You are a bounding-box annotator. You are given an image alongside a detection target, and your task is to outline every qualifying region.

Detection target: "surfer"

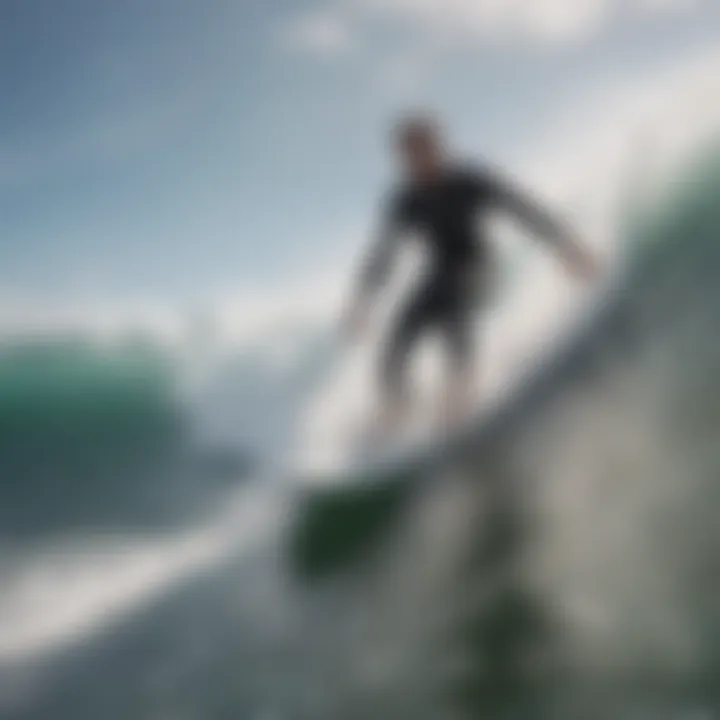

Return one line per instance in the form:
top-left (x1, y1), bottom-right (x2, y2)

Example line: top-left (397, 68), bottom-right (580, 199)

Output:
top-left (343, 114), bottom-right (600, 438)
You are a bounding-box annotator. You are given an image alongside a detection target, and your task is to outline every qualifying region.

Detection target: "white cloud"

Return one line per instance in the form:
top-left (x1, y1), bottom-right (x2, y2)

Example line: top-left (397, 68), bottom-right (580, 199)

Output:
top-left (287, 0), bottom-right (708, 50)
top-left (359, 0), bottom-right (610, 42)
top-left (282, 10), bottom-right (354, 56)
top-left (635, 0), bottom-right (702, 13)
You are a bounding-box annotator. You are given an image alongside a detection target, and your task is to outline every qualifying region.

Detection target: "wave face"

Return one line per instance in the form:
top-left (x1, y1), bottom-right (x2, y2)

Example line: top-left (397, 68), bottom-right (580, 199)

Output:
top-left (0, 338), bottom-right (215, 536)
top-left (3, 148), bottom-right (720, 719)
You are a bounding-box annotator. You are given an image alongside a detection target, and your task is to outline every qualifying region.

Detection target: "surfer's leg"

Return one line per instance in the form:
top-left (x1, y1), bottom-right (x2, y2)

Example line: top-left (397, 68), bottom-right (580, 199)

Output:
top-left (437, 279), bottom-right (477, 430)
top-left (377, 287), bottom-right (432, 436)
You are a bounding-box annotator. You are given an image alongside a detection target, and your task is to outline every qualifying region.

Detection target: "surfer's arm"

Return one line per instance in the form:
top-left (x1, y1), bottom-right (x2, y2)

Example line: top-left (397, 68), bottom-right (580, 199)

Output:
top-left (490, 175), bottom-right (600, 281)
top-left (344, 209), bottom-right (404, 339)
top-left (358, 220), bottom-right (402, 298)
top-left (359, 186), bottom-right (413, 298)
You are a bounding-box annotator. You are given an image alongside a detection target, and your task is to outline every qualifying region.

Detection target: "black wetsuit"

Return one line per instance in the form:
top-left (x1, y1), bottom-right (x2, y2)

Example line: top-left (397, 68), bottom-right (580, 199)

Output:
top-left (359, 164), bottom-right (569, 399)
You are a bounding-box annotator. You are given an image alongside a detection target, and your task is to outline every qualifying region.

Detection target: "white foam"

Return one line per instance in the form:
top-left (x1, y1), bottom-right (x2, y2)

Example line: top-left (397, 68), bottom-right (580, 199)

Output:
top-left (0, 483), bottom-right (282, 666)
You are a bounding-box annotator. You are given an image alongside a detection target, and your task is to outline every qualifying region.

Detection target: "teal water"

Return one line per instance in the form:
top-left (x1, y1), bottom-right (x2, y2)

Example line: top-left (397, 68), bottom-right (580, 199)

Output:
top-left (2, 149), bottom-right (720, 719)
top-left (0, 339), bottom-right (244, 536)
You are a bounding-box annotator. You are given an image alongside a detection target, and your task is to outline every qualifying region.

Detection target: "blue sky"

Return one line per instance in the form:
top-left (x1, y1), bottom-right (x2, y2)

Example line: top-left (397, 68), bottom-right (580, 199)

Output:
top-left (0, 0), bottom-right (718, 312)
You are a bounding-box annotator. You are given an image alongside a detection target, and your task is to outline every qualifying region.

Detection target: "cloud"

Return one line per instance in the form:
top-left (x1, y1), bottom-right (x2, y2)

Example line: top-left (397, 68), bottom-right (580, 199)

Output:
top-left (359, 0), bottom-right (610, 43)
top-left (634, 0), bottom-right (703, 13)
top-left (286, 0), bottom-right (708, 50)
top-left (281, 10), bottom-right (354, 56)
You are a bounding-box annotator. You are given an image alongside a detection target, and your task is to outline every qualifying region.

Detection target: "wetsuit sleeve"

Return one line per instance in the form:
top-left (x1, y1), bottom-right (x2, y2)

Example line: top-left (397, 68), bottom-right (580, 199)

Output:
top-left (481, 171), bottom-right (575, 250)
top-left (357, 193), bottom-right (409, 297)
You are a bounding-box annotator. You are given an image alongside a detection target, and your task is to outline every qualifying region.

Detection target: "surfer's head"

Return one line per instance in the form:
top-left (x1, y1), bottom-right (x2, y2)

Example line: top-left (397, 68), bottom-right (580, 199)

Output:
top-left (394, 114), bottom-right (445, 183)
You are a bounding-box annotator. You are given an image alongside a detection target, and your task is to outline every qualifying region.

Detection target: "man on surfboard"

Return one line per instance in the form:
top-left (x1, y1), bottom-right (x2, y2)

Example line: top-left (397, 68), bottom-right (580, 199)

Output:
top-left (343, 114), bottom-right (600, 439)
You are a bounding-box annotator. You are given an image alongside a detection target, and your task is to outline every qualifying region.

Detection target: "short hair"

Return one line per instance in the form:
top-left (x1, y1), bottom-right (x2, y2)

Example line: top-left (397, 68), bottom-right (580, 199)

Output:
top-left (394, 113), bottom-right (441, 149)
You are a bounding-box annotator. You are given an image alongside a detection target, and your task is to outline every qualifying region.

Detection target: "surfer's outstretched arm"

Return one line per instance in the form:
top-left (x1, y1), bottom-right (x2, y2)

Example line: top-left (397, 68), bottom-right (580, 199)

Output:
top-left (491, 175), bottom-right (600, 280)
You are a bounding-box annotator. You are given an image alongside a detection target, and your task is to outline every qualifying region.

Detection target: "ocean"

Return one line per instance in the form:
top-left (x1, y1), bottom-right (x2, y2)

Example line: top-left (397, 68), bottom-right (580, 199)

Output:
top-left (1, 147), bottom-right (720, 719)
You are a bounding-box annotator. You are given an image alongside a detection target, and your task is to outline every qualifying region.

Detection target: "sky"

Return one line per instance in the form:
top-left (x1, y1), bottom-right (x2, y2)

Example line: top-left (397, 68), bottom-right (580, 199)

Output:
top-left (0, 0), bottom-right (718, 330)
